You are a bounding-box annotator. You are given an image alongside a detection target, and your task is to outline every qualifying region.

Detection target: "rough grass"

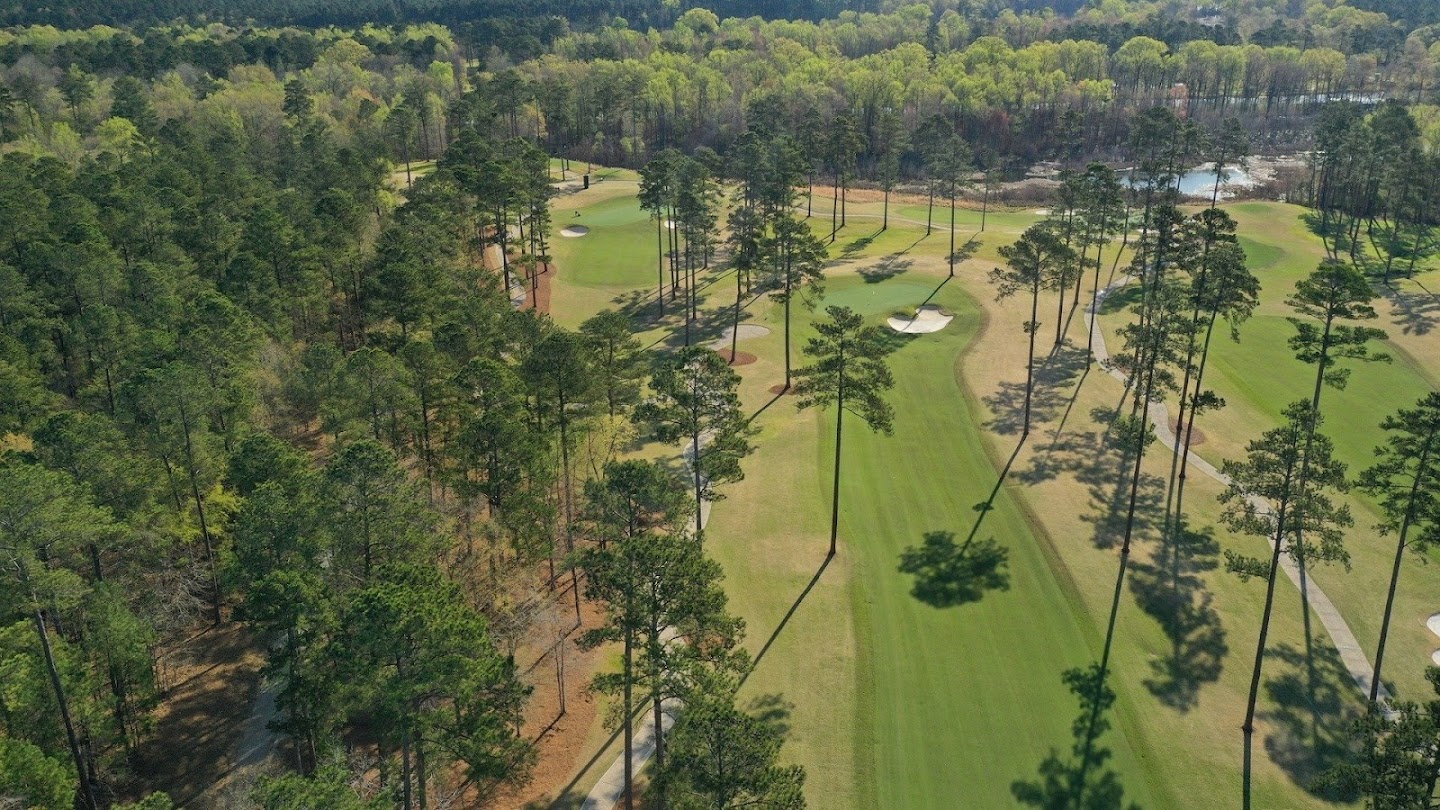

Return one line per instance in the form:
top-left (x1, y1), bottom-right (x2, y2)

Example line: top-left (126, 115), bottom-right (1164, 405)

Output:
top-left (544, 184), bottom-right (1435, 809)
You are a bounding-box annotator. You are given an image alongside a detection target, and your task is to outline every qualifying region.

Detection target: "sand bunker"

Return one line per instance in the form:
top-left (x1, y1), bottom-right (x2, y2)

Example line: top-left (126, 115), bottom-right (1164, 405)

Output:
top-left (1033, 208), bottom-right (1050, 216)
top-left (710, 324), bottom-right (770, 348)
top-left (887, 305), bottom-right (954, 334)
top-left (560, 225), bottom-right (590, 238)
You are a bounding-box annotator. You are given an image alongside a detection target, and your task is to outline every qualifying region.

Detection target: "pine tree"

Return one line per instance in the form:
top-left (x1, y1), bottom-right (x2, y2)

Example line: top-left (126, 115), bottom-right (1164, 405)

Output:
top-left (1358, 394), bottom-right (1440, 705)
top-left (793, 305), bottom-right (896, 557)
top-left (1219, 402), bottom-right (1352, 810)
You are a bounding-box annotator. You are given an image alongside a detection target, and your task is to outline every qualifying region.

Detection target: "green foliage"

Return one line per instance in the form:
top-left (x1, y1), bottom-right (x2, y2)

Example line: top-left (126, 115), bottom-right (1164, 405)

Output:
top-left (637, 346), bottom-right (752, 503)
top-left (1318, 667), bottom-right (1440, 808)
top-left (0, 734), bottom-right (74, 810)
top-left (1360, 392), bottom-right (1440, 552)
top-left (253, 765), bottom-right (382, 810)
top-left (793, 305), bottom-right (897, 435)
top-left (1220, 401), bottom-right (1352, 575)
top-left (656, 695), bottom-right (806, 810)
top-left (1287, 261), bottom-right (1391, 392)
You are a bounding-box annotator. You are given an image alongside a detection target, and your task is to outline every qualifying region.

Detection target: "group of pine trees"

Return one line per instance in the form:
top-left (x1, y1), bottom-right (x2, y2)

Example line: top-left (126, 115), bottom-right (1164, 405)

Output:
top-left (982, 101), bottom-right (1440, 808)
top-left (2, 0), bottom-right (1440, 806)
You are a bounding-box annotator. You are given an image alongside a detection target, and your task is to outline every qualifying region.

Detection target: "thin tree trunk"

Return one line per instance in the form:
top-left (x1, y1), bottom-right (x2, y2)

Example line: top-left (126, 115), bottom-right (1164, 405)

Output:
top-left (948, 194), bottom-right (957, 278)
top-left (1024, 280), bottom-right (1039, 436)
top-left (926, 182), bottom-right (935, 235)
top-left (829, 369), bottom-right (845, 558)
top-left (401, 722), bottom-right (413, 810)
top-left (179, 399), bottom-right (222, 625)
top-left (623, 622), bottom-right (634, 810)
top-left (1369, 429), bottom-right (1436, 704)
top-left (656, 217), bottom-right (666, 317)
top-left (35, 608), bottom-right (98, 810)
top-left (1243, 507), bottom-right (1291, 810)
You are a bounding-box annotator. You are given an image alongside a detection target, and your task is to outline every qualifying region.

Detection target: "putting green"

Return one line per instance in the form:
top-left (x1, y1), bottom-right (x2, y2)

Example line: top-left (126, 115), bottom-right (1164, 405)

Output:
top-left (548, 181), bottom-right (1400, 809)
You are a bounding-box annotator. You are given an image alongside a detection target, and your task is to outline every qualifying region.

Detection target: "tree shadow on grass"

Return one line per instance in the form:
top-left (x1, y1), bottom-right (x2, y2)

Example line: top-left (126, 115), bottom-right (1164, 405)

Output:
top-left (742, 555), bottom-right (832, 685)
top-left (1129, 519), bottom-right (1227, 711)
top-left (743, 693), bottom-right (793, 737)
top-left (1385, 279), bottom-right (1440, 336)
top-left (982, 344), bottom-right (1091, 437)
top-left (837, 230), bottom-right (878, 258)
top-left (859, 253), bottom-right (913, 283)
top-left (1260, 642), bottom-right (1363, 803)
top-left (897, 530), bottom-right (1010, 608)
top-left (947, 236), bottom-right (981, 267)
top-left (1096, 282), bottom-right (1143, 315)
top-left (1012, 664), bottom-right (1141, 810)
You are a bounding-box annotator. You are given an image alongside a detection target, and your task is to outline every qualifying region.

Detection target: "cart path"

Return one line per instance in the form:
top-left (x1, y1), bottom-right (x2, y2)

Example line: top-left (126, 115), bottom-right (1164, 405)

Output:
top-left (1085, 279), bottom-right (1389, 702)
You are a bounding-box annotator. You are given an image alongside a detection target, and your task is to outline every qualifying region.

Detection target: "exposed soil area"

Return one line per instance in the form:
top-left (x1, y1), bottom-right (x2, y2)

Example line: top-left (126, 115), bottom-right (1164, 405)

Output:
top-left (524, 263), bottom-right (555, 314)
top-left (129, 623), bottom-right (267, 808)
top-left (716, 349), bottom-right (758, 366)
top-left (486, 588), bottom-right (614, 810)
top-left (1169, 416), bottom-right (1206, 446)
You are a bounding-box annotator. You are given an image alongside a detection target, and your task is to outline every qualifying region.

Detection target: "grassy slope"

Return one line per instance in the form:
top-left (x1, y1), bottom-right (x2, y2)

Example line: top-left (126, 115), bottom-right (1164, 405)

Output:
top-left (545, 179), bottom-right (1435, 808)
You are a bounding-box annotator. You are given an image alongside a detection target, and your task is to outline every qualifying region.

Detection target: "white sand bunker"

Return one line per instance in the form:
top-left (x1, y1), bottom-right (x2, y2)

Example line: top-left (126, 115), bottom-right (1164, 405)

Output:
top-left (888, 305), bottom-right (953, 334)
top-left (1033, 208), bottom-right (1050, 216)
top-left (1433, 649), bottom-right (1440, 666)
top-left (710, 324), bottom-right (770, 348)
top-left (664, 219), bottom-right (678, 229)
top-left (560, 225), bottom-right (590, 238)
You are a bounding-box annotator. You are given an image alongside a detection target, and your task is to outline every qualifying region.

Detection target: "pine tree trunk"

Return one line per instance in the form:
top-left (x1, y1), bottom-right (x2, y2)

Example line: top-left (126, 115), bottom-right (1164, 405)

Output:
top-left (829, 372), bottom-right (845, 558)
top-left (1370, 429), bottom-right (1436, 703)
top-left (35, 608), bottom-right (98, 810)
top-left (1242, 508), bottom-right (1291, 810)
top-left (623, 622), bottom-right (634, 810)
top-left (1024, 279), bottom-right (1039, 436)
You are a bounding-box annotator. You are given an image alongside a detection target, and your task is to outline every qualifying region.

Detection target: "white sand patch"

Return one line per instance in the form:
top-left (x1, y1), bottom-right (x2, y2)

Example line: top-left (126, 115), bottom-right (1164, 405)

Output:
top-left (560, 225), bottom-right (590, 238)
top-left (1429, 613), bottom-right (1440, 638)
top-left (664, 219), bottom-right (678, 229)
top-left (1033, 208), bottom-right (1050, 216)
top-left (710, 324), bottom-right (770, 348)
top-left (1433, 649), bottom-right (1440, 666)
top-left (887, 304), bottom-right (953, 334)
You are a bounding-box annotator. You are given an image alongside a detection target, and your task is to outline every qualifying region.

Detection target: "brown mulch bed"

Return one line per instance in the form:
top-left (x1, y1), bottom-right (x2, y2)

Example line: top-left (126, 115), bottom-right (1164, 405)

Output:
top-left (483, 588), bottom-right (613, 810)
top-left (523, 262), bottom-right (554, 315)
top-left (1170, 417), bottom-right (1206, 446)
top-left (715, 349), bottom-right (758, 366)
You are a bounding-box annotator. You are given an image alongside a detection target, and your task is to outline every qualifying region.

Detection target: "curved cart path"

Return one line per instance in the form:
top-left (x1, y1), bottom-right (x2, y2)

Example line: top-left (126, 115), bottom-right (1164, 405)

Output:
top-left (1085, 280), bottom-right (1390, 702)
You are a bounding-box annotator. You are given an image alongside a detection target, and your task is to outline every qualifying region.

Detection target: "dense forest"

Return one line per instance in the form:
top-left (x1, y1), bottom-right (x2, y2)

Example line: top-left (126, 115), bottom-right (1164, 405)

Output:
top-left (0, 0), bottom-right (1438, 807)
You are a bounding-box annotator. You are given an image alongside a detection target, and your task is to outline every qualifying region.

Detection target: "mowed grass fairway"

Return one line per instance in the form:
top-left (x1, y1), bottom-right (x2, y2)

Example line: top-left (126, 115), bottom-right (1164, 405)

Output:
top-left (545, 174), bottom-right (1439, 807)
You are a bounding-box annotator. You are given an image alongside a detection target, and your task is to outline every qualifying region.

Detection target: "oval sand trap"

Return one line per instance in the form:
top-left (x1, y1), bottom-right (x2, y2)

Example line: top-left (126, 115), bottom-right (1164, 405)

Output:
top-left (710, 324), bottom-right (770, 349)
top-left (1433, 649), bottom-right (1440, 666)
top-left (1429, 613), bottom-right (1440, 638)
top-left (888, 304), bottom-right (954, 334)
top-left (560, 225), bottom-right (590, 238)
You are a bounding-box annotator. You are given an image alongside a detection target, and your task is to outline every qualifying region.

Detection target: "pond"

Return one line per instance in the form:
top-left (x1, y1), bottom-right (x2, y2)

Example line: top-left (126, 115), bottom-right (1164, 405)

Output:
top-left (1123, 162), bottom-right (1257, 199)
